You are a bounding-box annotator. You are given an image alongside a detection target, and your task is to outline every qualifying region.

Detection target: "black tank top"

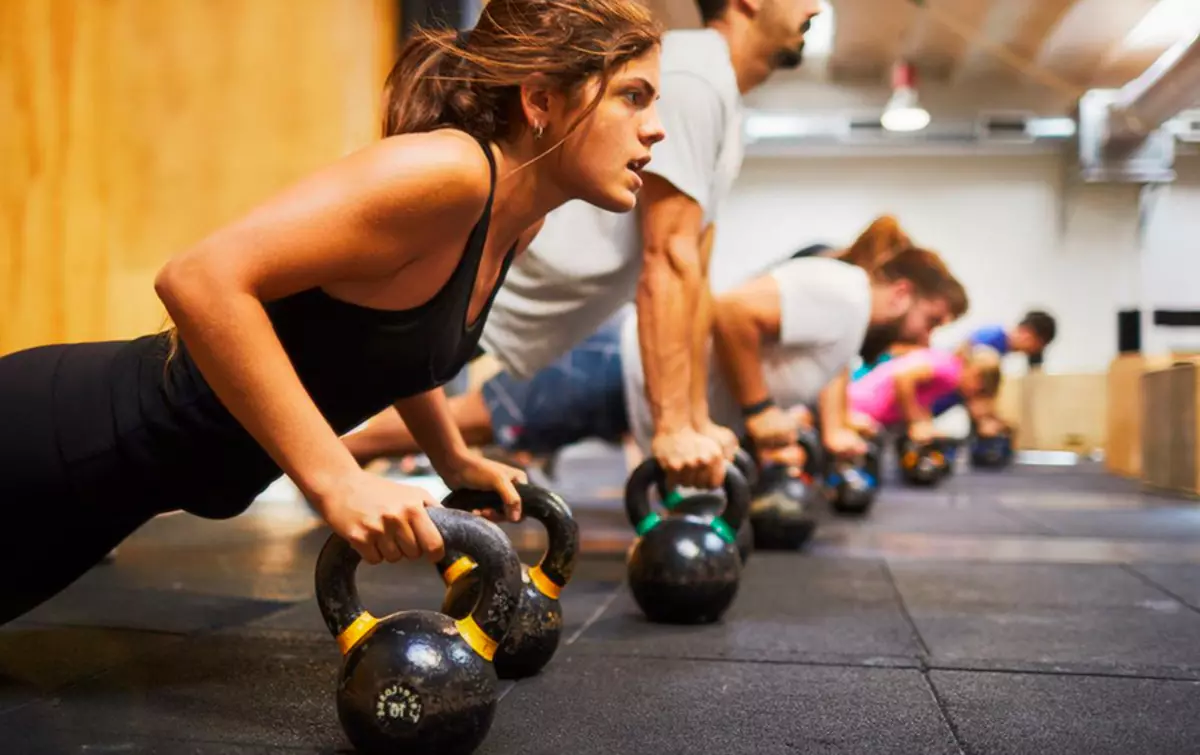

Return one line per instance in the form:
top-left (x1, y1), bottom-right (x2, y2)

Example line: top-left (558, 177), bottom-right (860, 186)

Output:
top-left (94, 137), bottom-right (515, 518)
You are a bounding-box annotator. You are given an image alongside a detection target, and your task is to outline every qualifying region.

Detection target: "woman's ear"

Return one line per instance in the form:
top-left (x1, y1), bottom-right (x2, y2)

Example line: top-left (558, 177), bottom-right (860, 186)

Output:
top-left (519, 73), bottom-right (567, 137)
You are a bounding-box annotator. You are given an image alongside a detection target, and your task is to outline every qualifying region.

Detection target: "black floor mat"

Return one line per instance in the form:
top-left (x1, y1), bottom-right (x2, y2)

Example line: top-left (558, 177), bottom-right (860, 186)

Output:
top-left (479, 654), bottom-right (960, 755)
top-left (911, 603), bottom-right (1200, 679)
top-left (1, 634), bottom-right (346, 751)
top-left (932, 668), bottom-right (1200, 755)
top-left (1130, 563), bottom-right (1200, 608)
top-left (1017, 508), bottom-right (1200, 540)
top-left (8, 459), bottom-right (1200, 754)
top-left (888, 562), bottom-right (1168, 609)
top-left (12, 583), bottom-right (294, 634)
top-left (569, 555), bottom-right (921, 666)
top-left (0, 626), bottom-right (182, 715)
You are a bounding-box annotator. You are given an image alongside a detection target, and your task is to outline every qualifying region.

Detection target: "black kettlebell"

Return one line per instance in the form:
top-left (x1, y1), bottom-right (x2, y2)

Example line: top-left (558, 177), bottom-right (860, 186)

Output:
top-left (660, 448), bottom-right (757, 563)
top-left (970, 431), bottom-right (1013, 469)
top-left (796, 426), bottom-right (825, 478)
top-left (316, 508), bottom-right (523, 755)
top-left (749, 460), bottom-right (821, 550)
top-left (436, 484), bottom-right (578, 680)
top-left (899, 437), bottom-right (947, 486)
top-left (625, 459), bottom-right (750, 624)
top-left (827, 438), bottom-right (882, 516)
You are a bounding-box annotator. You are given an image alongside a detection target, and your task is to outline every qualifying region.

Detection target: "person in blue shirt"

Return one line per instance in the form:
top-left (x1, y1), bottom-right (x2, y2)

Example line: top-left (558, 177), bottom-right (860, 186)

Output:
top-left (927, 310), bottom-right (1057, 417)
top-left (851, 309), bottom-right (1056, 445)
top-left (966, 311), bottom-right (1057, 361)
top-left (855, 309), bottom-right (1055, 380)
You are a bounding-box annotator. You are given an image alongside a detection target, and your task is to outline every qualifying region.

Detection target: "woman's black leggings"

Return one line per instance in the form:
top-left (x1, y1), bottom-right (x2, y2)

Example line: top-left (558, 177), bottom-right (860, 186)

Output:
top-left (0, 344), bottom-right (157, 625)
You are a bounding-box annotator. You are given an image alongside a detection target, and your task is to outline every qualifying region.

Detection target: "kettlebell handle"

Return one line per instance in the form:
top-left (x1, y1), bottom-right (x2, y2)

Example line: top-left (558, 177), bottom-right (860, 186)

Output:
top-left (659, 447), bottom-right (757, 509)
top-left (438, 484), bottom-right (579, 601)
top-left (315, 507), bottom-right (523, 661)
top-left (624, 458), bottom-right (750, 542)
top-left (732, 448), bottom-right (759, 489)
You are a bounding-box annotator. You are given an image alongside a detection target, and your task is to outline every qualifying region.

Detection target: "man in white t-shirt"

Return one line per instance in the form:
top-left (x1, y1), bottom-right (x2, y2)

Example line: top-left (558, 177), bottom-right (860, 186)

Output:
top-left (473, 0), bottom-right (821, 490)
top-left (712, 245), bottom-right (961, 476)
top-left (341, 246), bottom-right (961, 474)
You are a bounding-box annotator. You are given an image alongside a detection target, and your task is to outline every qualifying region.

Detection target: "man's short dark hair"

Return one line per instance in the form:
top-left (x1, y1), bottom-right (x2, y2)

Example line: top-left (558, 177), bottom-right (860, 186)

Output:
top-left (696, 0), bottom-right (730, 23)
top-left (1020, 310), bottom-right (1057, 347)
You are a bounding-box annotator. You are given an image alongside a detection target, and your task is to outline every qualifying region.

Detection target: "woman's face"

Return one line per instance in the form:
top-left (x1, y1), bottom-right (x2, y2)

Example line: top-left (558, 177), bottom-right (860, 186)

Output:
top-left (552, 49), bottom-right (665, 213)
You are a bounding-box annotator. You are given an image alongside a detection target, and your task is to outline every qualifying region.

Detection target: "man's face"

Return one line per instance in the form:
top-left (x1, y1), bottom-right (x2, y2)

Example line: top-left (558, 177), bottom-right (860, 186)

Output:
top-left (897, 296), bottom-right (951, 344)
top-left (1008, 325), bottom-right (1046, 356)
top-left (757, 0), bottom-right (822, 70)
top-left (860, 293), bottom-right (950, 362)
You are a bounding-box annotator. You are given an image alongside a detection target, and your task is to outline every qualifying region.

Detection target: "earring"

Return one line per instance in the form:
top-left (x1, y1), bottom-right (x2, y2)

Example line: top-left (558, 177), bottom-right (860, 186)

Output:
top-left (534, 123), bottom-right (545, 140)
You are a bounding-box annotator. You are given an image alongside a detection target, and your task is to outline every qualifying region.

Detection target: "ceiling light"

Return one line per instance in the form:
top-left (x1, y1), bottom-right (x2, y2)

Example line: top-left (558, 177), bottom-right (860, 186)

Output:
top-left (881, 61), bottom-right (930, 133)
top-left (1025, 117), bottom-right (1077, 139)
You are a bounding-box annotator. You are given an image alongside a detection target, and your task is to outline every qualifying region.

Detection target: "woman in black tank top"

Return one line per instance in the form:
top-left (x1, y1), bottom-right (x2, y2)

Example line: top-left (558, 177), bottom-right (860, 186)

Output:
top-left (0, 0), bottom-right (663, 625)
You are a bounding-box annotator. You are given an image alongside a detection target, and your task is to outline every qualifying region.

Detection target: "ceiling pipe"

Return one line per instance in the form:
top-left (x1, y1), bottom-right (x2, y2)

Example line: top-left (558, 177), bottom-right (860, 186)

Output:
top-left (1105, 32), bottom-right (1200, 155)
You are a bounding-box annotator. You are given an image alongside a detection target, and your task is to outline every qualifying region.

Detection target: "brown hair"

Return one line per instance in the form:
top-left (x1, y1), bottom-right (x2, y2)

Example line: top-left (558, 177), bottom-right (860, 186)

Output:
top-left (836, 215), bottom-right (912, 272)
top-left (383, 0), bottom-right (662, 143)
top-left (835, 216), bottom-right (961, 307)
top-left (940, 274), bottom-right (969, 318)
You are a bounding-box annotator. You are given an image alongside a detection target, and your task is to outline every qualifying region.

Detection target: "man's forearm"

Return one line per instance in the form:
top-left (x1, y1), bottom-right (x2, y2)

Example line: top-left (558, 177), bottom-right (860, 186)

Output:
top-left (690, 285), bottom-right (714, 426)
top-left (638, 234), bottom-right (701, 435)
top-left (688, 224), bottom-right (716, 428)
top-left (819, 370), bottom-right (850, 432)
top-left (712, 300), bottom-right (770, 408)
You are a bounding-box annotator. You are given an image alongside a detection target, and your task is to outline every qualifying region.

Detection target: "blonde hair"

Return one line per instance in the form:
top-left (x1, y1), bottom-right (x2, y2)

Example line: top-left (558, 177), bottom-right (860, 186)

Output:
top-left (964, 345), bottom-right (1003, 397)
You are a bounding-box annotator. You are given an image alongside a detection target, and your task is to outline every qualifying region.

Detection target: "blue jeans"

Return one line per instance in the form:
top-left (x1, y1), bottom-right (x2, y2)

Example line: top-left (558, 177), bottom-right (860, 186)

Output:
top-left (481, 321), bottom-right (628, 453)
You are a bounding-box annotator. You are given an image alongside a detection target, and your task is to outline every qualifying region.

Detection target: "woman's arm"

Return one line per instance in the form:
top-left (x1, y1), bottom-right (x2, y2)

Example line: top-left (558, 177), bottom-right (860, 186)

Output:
top-left (388, 219), bottom-right (546, 516)
top-left (892, 361), bottom-right (936, 425)
top-left (155, 131), bottom-right (491, 516)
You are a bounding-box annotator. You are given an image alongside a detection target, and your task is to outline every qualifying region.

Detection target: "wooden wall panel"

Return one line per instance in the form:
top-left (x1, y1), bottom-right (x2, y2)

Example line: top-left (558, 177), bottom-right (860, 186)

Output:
top-left (1140, 359), bottom-right (1200, 497)
top-left (1, 0), bottom-right (398, 355)
top-left (1012, 372), bottom-right (1108, 453)
top-left (1106, 354), bottom-right (1176, 478)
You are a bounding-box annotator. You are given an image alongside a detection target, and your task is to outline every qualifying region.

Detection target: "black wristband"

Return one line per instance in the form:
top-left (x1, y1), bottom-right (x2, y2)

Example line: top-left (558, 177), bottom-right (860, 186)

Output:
top-left (741, 398), bottom-right (776, 418)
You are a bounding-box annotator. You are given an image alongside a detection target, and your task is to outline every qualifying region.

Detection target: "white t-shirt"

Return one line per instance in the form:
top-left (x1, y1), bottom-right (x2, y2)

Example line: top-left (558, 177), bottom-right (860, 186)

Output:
top-left (621, 257), bottom-right (873, 451)
top-left (479, 29), bottom-right (744, 379)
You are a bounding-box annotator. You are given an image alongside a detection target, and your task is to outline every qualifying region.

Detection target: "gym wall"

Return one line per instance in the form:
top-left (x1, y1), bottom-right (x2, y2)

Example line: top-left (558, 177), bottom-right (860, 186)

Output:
top-left (1, 0), bottom-right (398, 355)
top-left (1138, 158), bottom-right (1200, 358)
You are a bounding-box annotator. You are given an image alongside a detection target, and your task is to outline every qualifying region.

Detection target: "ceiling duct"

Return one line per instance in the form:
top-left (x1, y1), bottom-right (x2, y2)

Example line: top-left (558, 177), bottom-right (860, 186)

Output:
top-left (742, 111), bottom-right (1075, 157)
top-left (1077, 33), bottom-right (1200, 183)
top-left (1168, 108), bottom-right (1200, 142)
top-left (1107, 33), bottom-right (1200, 153)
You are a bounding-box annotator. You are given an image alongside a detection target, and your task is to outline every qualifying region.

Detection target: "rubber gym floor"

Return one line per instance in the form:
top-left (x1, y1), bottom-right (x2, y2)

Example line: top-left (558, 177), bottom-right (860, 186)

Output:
top-left (5, 444), bottom-right (1200, 754)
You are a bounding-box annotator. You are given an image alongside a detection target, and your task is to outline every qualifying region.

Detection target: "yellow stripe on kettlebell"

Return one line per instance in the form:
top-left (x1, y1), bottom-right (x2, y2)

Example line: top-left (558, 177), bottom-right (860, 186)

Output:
top-left (528, 565), bottom-right (562, 600)
top-left (337, 612), bottom-right (379, 655)
top-left (455, 615), bottom-right (499, 661)
top-left (443, 556), bottom-right (477, 585)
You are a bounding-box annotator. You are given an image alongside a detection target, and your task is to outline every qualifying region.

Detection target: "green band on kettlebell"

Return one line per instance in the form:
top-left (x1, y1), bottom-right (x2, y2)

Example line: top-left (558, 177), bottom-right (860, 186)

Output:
top-left (709, 517), bottom-right (736, 544)
top-left (635, 512), bottom-right (663, 536)
top-left (662, 490), bottom-right (685, 510)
